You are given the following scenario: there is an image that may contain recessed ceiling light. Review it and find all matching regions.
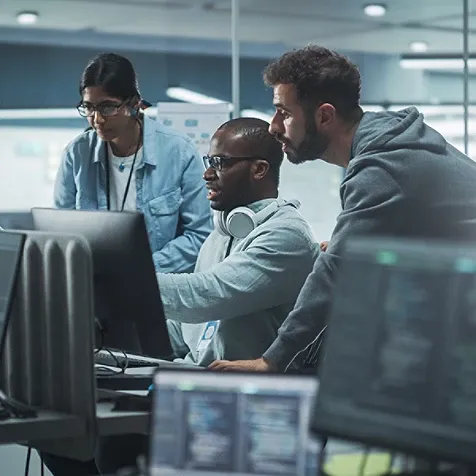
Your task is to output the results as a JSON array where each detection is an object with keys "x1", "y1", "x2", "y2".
[
  {"x1": 363, "y1": 4, "x2": 387, "y2": 17},
  {"x1": 16, "y1": 11, "x2": 39, "y2": 25},
  {"x1": 409, "y1": 41, "x2": 429, "y2": 53}
]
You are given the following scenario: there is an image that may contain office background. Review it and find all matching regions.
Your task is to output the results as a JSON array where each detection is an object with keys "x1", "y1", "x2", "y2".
[{"x1": 0, "y1": 0, "x2": 474, "y2": 473}]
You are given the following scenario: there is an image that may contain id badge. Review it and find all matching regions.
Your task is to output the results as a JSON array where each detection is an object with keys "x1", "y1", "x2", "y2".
[{"x1": 196, "y1": 321, "x2": 218, "y2": 352}]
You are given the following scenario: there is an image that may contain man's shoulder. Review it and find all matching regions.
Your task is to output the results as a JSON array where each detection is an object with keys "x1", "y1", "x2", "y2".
[
  {"x1": 247, "y1": 205, "x2": 317, "y2": 253},
  {"x1": 270, "y1": 204, "x2": 315, "y2": 235}
]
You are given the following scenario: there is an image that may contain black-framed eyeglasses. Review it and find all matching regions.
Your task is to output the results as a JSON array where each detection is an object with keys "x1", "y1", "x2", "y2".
[
  {"x1": 77, "y1": 101, "x2": 126, "y2": 118},
  {"x1": 203, "y1": 155, "x2": 266, "y2": 171}
]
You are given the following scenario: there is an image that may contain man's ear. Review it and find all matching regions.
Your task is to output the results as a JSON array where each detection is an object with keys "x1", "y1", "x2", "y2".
[
  {"x1": 252, "y1": 160, "x2": 270, "y2": 181},
  {"x1": 315, "y1": 103, "x2": 336, "y2": 129}
]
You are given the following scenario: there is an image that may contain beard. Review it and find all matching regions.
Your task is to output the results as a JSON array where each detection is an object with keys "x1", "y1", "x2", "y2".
[{"x1": 281, "y1": 111, "x2": 331, "y2": 164}]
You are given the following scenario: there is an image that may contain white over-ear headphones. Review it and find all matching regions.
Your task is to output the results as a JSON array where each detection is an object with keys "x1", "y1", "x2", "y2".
[{"x1": 214, "y1": 198, "x2": 301, "y2": 239}]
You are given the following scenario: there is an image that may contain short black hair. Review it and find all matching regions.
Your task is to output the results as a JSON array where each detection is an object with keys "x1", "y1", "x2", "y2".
[
  {"x1": 263, "y1": 45, "x2": 361, "y2": 120},
  {"x1": 80, "y1": 53, "x2": 141, "y2": 101},
  {"x1": 217, "y1": 117, "x2": 284, "y2": 185}
]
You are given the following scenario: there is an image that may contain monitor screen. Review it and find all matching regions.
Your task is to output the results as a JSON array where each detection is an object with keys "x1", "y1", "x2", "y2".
[
  {"x1": 0, "y1": 232, "x2": 25, "y2": 358},
  {"x1": 32, "y1": 208, "x2": 172, "y2": 358},
  {"x1": 150, "y1": 370, "x2": 320, "y2": 476},
  {"x1": 313, "y1": 237, "x2": 476, "y2": 465}
]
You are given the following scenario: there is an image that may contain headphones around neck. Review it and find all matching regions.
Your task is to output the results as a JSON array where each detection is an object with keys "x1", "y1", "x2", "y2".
[{"x1": 214, "y1": 198, "x2": 301, "y2": 239}]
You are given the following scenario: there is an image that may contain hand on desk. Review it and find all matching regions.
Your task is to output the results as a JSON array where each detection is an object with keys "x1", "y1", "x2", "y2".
[{"x1": 208, "y1": 357, "x2": 272, "y2": 372}]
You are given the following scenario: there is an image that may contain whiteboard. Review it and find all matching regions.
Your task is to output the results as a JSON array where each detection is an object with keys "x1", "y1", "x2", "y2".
[
  {"x1": 279, "y1": 159, "x2": 342, "y2": 243},
  {"x1": 156, "y1": 102, "x2": 230, "y2": 157}
]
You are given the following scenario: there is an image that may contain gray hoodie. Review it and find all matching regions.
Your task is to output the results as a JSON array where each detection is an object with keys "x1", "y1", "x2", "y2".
[
  {"x1": 264, "y1": 107, "x2": 476, "y2": 370},
  {"x1": 158, "y1": 199, "x2": 319, "y2": 366}
]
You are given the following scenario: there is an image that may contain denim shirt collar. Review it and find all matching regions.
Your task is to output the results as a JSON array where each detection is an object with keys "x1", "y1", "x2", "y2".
[{"x1": 92, "y1": 115, "x2": 157, "y2": 168}]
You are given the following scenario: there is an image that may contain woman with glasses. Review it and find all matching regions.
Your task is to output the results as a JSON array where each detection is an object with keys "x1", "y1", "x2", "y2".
[{"x1": 54, "y1": 52, "x2": 212, "y2": 273}]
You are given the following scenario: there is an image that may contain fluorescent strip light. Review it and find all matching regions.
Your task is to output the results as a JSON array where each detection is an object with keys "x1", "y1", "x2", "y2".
[
  {"x1": 387, "y1": 105, "x2": 474, "y2": 116},
  {"x1": 409, "y1": 41, "x2": 429, "y2": 53},
  {"x1": 241, "y1": 109, "x2": 272, "y2": 122},
  {"x1": 0, "y1": 108, "x2": 79, "y2": 119},
  {"x1": 400, "y1": 58, "x2": 476, "y2": 70},
  {"x1": 166, "y1": 87, "x2": 226, "y2": 105},
  {"x1": 360, "y1": 105, "x2": 385, "y2": 112}
]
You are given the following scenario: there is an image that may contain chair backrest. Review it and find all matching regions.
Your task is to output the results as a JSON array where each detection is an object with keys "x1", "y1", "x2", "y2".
[{"x1": 0, "y1": 230, "x2": 97, "y2": 460}]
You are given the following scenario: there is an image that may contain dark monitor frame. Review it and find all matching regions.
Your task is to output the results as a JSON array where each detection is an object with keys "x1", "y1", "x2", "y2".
[
  {"x1": 312, "y1": 237, "x2": 476, "y2": 466},
  {"x1": 32, "y1": 208, "x2": 172, "y2": 359},
  {"x1": 0, "y1": 231, "x2": 25, "y2": 359}
]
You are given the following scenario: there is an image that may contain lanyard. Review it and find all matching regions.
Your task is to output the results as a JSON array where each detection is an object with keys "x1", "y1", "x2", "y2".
[{"x1": 104, "y1": 141, "x2": 140, "y2": 212}]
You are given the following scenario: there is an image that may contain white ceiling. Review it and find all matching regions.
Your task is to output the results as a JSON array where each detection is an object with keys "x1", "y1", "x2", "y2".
[{"x1": 0, "y1": 0, "x2": 475, "y2": 55}]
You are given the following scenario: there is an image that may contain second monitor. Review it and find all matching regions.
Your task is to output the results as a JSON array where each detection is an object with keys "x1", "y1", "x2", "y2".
[{"x1": 32, "y1": 208, "x2": 172, "y2": 359}]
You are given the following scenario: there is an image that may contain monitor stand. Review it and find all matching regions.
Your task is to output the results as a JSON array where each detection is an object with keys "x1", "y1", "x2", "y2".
[{"x1": 0, "y1": 390, "x2": 37, "y2": 420}]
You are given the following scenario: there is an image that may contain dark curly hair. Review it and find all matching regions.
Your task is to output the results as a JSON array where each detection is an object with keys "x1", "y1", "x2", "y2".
[{"x1": 263, "y1": 45, "x2": 361, "y2": 120}]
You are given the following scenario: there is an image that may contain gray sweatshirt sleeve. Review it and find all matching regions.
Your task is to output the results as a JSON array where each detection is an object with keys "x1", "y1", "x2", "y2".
[
  {"x1": 263, "y1": 165, "x2": 406, "y2": 370},
  {"x1": 157, "y1": 224, "x2": 317, "y2": 324}
]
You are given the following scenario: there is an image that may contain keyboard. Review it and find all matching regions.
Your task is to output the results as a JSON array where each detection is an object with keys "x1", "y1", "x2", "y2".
[{"x1": 94, "y1": 349, "x2": 166, "y2": 368}]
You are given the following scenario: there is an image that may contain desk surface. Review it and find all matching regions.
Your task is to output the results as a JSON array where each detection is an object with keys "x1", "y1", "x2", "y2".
[
  {"x1": 0, "y1": 410, "x2": 85, "y2": 445},
  {"x1": 96, "y1": 402, "x2": 149, "y2": 436},
  {"x1": 95, "y1": 367, "x2": 155, "y2": 437}
]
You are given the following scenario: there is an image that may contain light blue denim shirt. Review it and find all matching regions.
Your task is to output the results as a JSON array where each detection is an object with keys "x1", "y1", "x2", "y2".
[{"x1": 53, "y1": 115, "x2": 212, "y2": 273}]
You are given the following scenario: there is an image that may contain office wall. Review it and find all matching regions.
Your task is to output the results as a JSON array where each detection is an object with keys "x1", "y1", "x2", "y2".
[
  {"x1": 0, "y1": 44, "x2": 267, "y2": 110},
  {"x1": 1, "y1": 43, "x2": 473, "y2": 111},
  {"x1": 0, "y1": 42, "x2": 474, "y2": 239},
  {"x1": 0, "y1": 126, "x2": 83, "y2": 209}
]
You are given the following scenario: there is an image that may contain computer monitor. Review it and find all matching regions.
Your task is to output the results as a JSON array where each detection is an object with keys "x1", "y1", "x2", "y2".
[
  {"x1": 0, "y1": 212, "x2": 34, "y2": 231},
  {"x1": 0, "y1": 231, "x2": 25, "y2": 358},
  {"x1": 32, "y1": 208, "x2": 172, "y2": 359},
  {"x1": 149, "y1": 369, "x2": 321, "y2": 476},
  {"x1": 313, "y1": 237, "x2": 476, "y2": 465}
]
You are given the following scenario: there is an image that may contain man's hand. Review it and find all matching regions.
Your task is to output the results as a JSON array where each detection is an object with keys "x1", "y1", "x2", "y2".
[
  {"x1": 208, "y1": 357, "x2": 272, "y2": 372},
  {"x1": 320, "y1": 241, "x2": 329, "y2": 252}
]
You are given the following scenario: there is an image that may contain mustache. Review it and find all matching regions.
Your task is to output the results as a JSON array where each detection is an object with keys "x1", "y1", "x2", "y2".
[{"x1": 273, "y1": 133, "x2": 290, "y2": 147}]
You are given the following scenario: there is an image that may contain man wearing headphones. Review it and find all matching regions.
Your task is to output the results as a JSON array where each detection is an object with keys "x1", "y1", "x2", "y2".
[
  {"x1": 42, "y1": 117, "x2": 318, "y2": 476},
  {"x1": 158, "y1": 117, "x2": 319, "y2": 367}
]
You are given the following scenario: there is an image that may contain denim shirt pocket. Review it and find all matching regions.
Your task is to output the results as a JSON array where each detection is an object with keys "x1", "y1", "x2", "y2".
[{"x1": 146, "y1": 187, "x2": 183, "y2": 251}]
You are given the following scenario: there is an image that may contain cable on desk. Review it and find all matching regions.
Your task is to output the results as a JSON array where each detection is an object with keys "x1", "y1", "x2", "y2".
[
  {"x1": 94, "y1": 317, "x2": 106, "y2": 355},
  {"x1": 24, "y1": 447, "x2": 31, "y2": 476},
  {"x1": 317, "y1": 437, "x2": 327, "y2": 476},
  {"x1": 386, "y1": 452, "x2": 396, "y2": 474},
  {"x1": 358, "y1": 447, "x2": 370, "y2": 476},
  {"x1": 94, "y1": 319, "x2": 129, "y2": 375},
  {"x1": 95, "y1": 347, "x2": 129, "y2": 376},
  {"x1": 0, "y1": 390, "x2": 37, "y2": 419}
]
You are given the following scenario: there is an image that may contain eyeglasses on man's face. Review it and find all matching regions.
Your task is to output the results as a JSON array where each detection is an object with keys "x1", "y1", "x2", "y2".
[
  {"x1": 77, "y1": 101, "x2": 126, "y2": 118},
  {"x1": 203, "y1": 155, "x2": 266, "y2": 171}
]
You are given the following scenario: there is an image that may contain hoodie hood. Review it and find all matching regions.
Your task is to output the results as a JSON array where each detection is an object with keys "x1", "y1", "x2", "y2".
[{"x1": 350, "y1": 107, "x2": 447, "y2": 160}]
